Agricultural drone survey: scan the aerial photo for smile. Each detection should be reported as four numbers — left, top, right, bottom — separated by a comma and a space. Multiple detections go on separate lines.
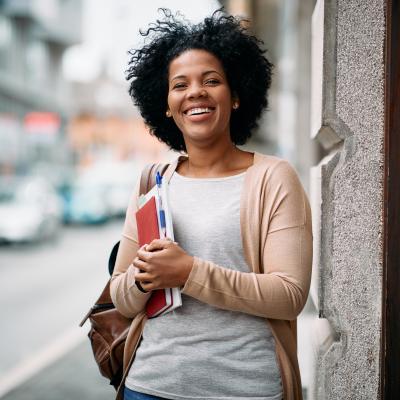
184, 107, 215, 116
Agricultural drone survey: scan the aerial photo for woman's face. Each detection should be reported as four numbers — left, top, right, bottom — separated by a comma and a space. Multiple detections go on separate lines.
167, 49, 236, 148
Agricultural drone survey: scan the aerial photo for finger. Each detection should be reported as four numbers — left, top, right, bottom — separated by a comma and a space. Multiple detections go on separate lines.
141, 281, 155, 292
132, 257, 148, 271
146, 239, 173, 252
134, 271, 153, 283
136, 248, 154, 262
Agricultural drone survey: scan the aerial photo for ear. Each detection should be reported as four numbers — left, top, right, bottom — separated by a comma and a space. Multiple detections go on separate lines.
232, 92, 240, 109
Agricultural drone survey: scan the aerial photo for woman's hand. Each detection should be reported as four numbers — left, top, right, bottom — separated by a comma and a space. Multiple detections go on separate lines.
133, 239, 194, 292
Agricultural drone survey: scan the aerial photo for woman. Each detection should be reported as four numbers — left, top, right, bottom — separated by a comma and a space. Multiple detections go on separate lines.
111, 9, 312, 400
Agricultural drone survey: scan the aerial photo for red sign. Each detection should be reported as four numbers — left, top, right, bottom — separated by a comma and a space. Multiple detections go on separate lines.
24, 112, 60, 135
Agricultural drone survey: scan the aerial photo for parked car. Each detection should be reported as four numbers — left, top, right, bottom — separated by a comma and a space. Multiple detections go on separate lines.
0, 176, 63, 243
60, 160, 140, 224
61, 182, 109, 225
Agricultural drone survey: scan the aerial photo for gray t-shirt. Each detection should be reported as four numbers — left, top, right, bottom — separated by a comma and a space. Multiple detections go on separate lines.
126, 172, 282, 400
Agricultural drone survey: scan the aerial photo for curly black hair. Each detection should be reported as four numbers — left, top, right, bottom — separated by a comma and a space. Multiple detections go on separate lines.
126, 8, 273, 152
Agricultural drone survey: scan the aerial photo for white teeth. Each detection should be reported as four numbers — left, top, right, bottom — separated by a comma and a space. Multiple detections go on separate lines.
187, 107, 212, 116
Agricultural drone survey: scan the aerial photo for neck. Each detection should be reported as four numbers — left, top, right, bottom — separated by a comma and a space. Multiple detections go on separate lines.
182, 141, 250, 178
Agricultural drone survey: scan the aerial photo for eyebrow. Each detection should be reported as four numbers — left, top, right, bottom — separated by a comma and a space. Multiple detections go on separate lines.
170, 70, 223, 82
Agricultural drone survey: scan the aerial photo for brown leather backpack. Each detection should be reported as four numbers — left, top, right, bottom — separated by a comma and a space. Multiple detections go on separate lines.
79, 163, 169, 389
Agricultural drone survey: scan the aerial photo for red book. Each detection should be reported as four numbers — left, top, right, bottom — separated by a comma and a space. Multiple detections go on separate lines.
136, 196, 160, 246
145, 288, 173, 318
135, 196, 174, 318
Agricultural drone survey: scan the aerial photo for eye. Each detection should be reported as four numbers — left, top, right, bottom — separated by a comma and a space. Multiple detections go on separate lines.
172, 82, 187, 90
205, 78, 220, 86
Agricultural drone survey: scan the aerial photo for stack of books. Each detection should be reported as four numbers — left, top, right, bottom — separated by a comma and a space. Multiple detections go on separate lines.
135, 172, 182, 318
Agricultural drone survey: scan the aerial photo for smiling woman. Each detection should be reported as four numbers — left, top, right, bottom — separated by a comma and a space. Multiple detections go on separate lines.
110, 8, 313, 400
167, 49, 235, 152
126, 8, 272, 153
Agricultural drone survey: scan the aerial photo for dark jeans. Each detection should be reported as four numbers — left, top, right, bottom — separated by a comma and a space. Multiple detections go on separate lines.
124, 387, 167, 400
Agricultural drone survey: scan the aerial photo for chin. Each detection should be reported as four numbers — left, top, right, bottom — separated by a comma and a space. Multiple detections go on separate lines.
185, 128, 216, 140
189, 134, 227, 149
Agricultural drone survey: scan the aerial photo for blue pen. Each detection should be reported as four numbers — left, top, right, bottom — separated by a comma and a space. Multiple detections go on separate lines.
156, 172, 167, 238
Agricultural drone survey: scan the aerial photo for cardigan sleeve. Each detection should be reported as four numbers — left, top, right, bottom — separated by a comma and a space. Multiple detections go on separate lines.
181, 161, 313, 320
110, 181, 151, 318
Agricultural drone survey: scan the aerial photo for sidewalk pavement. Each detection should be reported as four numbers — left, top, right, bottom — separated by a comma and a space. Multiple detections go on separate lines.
1, 340, 115, 400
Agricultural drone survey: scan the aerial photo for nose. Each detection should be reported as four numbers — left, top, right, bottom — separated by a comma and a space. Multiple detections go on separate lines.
187, 84, 207, 100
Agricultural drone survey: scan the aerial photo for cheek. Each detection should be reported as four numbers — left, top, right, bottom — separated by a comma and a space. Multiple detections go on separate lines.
221, 100, 233, 121
218, 91, 234, 118
167, 93, 172, 110
167, 91, 180, 111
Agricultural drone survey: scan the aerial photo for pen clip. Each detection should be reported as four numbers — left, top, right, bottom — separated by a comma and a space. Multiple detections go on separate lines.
156, 171, 162, 187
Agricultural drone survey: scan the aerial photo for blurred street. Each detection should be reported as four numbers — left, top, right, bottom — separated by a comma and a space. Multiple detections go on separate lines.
0, 221, 123, 399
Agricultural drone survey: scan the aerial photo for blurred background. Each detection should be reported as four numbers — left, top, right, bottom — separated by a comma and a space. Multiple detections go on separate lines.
0, 0, 318, 399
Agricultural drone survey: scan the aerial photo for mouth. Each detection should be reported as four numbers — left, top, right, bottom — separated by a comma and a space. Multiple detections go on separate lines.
183, 106, 215, 116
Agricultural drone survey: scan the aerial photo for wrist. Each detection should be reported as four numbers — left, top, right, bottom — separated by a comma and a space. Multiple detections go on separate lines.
183, 255, 194, 284
135, 280, 148, 293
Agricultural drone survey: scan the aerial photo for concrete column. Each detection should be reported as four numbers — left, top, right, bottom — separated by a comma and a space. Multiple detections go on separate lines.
309, 0, 385, 398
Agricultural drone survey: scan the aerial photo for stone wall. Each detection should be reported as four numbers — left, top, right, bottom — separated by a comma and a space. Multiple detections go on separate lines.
310, 0, 385, 399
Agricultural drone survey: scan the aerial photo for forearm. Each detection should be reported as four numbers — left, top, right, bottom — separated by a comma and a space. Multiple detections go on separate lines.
182, 225, 312, 320
110, 236, 151, 318
182, 261, 304, 320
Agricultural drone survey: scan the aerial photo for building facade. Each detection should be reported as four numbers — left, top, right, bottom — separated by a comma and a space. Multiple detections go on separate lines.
0, 0, 82, 172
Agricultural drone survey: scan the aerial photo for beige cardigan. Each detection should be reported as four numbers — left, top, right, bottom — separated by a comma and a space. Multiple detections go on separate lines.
110, 152, 313, 400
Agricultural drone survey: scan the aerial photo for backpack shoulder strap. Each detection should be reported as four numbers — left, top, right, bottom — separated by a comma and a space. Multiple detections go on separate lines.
139, 163, 169, 195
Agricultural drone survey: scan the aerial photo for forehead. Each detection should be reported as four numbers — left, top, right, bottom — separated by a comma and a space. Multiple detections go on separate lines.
168, 49, 225, 79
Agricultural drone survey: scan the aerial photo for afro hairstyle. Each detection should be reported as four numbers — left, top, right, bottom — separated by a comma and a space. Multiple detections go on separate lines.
126, 8, 273, 152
